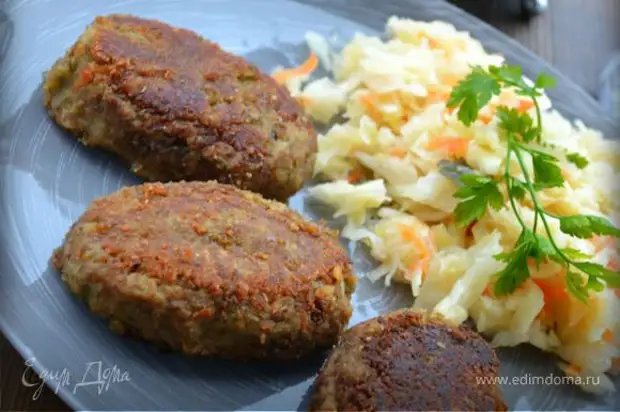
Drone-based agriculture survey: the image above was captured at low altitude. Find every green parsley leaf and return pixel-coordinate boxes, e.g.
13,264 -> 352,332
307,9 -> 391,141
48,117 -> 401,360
454,175 -> 493,198
493,252 -> 513,262
510,179 -> 527,201
453,186 -> 475,199
460,174 -> 493,186
532,153 -> 564,189
586,276 -> 605,293
447,66 -> 501,126
491,64 -> 523,83
559,215 -> 620,239
522,145 -> 557,161
565,271 -> 589,303
494,244 -> 532,296
454,198 -> 487,228
535,73 -> 557,89
533,234 -> 557,259
487,187 -> 505,211
454,175 -> 504,227
496,107 -> 535,142
560,248 -> 593,261
573,262 -> 620,288
566,152 -> 589,169
493,231 -> 542,295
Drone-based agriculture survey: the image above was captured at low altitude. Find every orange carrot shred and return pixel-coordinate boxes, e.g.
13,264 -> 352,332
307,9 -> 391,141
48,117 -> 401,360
483,285 -> 493,297
428,38 -> 441,49
602,329 -> 614,342
566,364 -> 582,375
442,74 -> 461,88
399,224 -> 433,279
533,274 -> 570,315
272,52 -> 319,84
398,224 -> 427,251
517,100 -> 535,112
359,94 -> 384,124
426,136 -> 470,157
479,114 -> 493,125
347,169 -> 365,184
389,147 -> 409,158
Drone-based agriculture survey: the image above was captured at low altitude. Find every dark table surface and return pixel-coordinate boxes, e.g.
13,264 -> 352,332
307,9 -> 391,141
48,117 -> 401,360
1,0 -> 619,410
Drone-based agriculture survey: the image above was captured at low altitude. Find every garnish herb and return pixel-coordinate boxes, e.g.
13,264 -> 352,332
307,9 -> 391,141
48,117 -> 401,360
446,63 -> 620,300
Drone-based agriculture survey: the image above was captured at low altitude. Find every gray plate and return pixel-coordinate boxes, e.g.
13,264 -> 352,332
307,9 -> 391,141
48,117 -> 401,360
1,0 -> 618,410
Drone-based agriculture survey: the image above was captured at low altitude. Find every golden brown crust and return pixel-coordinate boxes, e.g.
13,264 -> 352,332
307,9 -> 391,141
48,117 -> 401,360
309,309 -> 507,412
53,181 -> 356,360
43,14 -> 316,201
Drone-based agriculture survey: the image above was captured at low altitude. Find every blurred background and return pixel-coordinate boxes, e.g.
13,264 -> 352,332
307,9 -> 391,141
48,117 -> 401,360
451,0 -> 620,118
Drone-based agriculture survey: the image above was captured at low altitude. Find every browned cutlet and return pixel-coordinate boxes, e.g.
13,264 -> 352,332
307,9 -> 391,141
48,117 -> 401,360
43,15 -> 316,201
309,309 -> 507,412
52,181 -> 356,360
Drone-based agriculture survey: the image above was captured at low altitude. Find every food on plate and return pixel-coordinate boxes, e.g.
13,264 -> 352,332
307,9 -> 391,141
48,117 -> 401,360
42,14 -> 317,201
292,17 -> 620,392
52,181 -> 356,360
309,309 -> 507,412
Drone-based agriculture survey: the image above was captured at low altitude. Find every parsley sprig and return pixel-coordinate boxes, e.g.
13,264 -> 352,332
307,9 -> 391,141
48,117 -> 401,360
446,63 -> 620,300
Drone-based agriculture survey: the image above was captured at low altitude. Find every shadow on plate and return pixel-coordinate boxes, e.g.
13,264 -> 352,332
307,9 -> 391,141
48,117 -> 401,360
0,85 -> 143,218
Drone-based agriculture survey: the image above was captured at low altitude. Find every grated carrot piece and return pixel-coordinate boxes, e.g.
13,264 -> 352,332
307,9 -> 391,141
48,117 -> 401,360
408,257 -> 430,279
479,113 -> 493,125
517,100 -> 535,112
441,74 -> 462,88
426,136 -> 470,157
272,52 -> 318,84
533,273 -> 570,316
398,224 -> 428,251
427,89 -> 449,103
614,289 -> 620,298
399,224 -> 434,279
347,169 -> 365,184
483,284 -> 494,297
359,94 -> 384,124
389,147 -> 409,158
602,329 -> 614,343
428,38 -> 441,49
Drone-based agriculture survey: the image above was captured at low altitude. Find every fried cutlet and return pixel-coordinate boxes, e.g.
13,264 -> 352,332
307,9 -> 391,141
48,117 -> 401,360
52,181 -> 356,360
309,309 -> 507,411
43,15 -> 316,201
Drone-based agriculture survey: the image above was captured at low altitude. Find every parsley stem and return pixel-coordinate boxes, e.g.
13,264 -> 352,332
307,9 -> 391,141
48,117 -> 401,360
512,144 -> 572,267
540,209 -> 561,219
505,140 -> 528,231
532,99 -> 544,145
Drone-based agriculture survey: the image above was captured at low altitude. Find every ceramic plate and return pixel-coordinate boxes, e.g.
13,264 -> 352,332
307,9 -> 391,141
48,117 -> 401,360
1,0 -> 618,410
